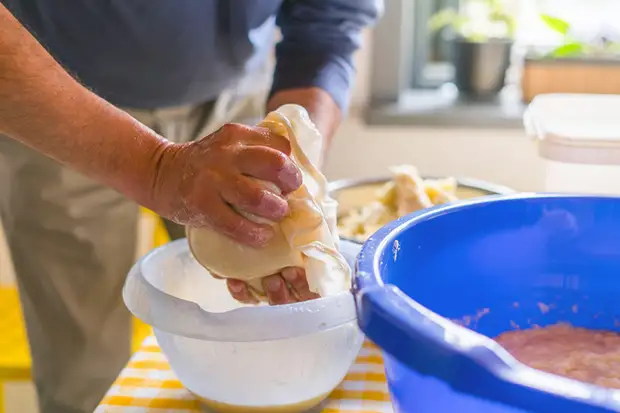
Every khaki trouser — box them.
[0,87,266,413]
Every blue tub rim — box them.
[354,192,620,413]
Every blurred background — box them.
[325,0,620,190]
[2,0,620,410]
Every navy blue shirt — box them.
[3,0,381,111]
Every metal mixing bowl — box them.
[328,176,516,244]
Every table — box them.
[95,336,394,413]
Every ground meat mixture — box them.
[495,323,620,389]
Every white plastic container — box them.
[524,94,620,195]
[123,239,363,413]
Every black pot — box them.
[451,38,513,99]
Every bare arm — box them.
[0,3,168,209]
[0,4,316,305]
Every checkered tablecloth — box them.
[95,336,393,413]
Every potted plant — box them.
[429,0,516,100]
[522,14,620,102]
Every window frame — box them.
[411,0,459,89]
[367,0,525,129]
[370,0,459,102]
[369,0,415,105]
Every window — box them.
[516,0,620,50]
[367,0,620,128]
[411,0,459,89]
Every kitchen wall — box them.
[324,118,543,192]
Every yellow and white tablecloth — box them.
[95,336,393,413]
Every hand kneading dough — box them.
[186,104,351,301]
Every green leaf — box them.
[466,33,489,43]
[486,0,503,8]
[604,42,620,55]
[549,42,586,57]
[540,14,571,35]
[452,15,468,35]
[428,8,458,33]
[490,10,517,38]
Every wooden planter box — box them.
[522,56,620,102]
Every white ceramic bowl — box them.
[123,239,363,412]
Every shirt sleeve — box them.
[270,0,383,112]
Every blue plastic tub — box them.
[355,194,620,413]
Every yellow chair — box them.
[0,209,170,413]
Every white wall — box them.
[325,30,544,192]
[324,119,543,192]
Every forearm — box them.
[271,0,381,166]
[0,4,167,208]
[267,87,341,167]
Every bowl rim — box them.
[123,238,361,342]
[355,193,620,413]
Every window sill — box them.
[364,85,526,129]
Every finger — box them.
[210,272,224,280]
[243,125,292,155]
[262,274,295,305]
[203,199,274,247]
[281,267,320,302]
[220,175,289,221]
[236,146,302,194]
[219,123,291,155]
[226,279,259,305]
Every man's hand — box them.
[150,123,318,306]
[151,123,302,247]
[245,87,340,304]
[0,5,329,306]
[215,267,320,306]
